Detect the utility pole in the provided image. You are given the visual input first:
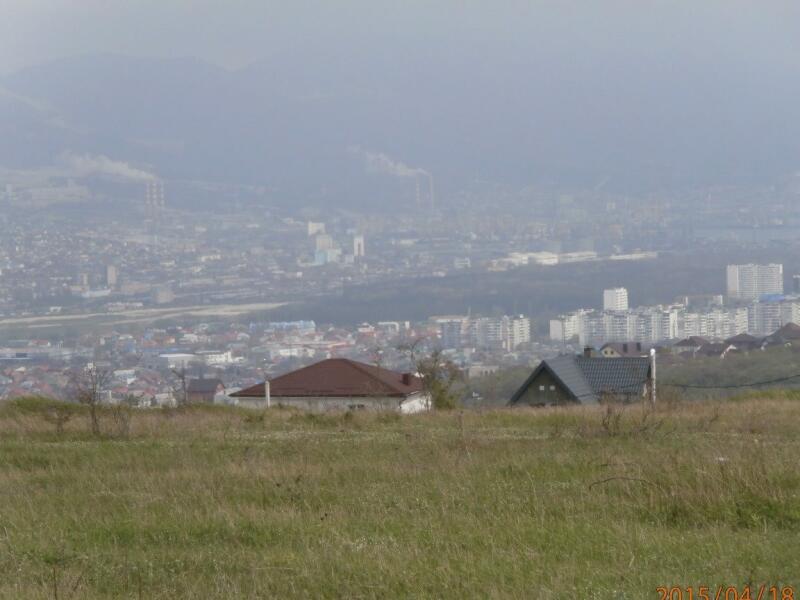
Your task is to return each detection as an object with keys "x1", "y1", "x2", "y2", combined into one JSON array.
[
  {"x1": 264, "y1": 379, "x2": 271, "y2": 409},
  {"x1": 649, "y1": 348, "x2": 657, "y2": 405}
]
